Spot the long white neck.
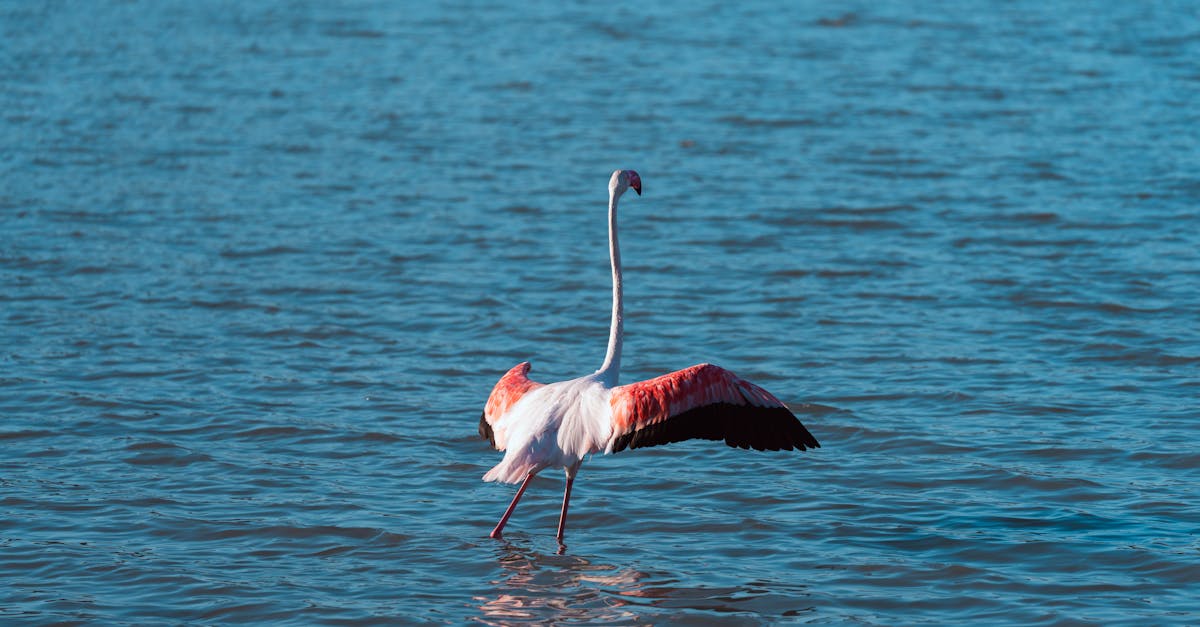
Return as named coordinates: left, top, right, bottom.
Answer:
left=597, top=189, right=623, bottom=384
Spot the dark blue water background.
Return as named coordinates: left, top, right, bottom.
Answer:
left=3, top=1, right=1199, bottom=624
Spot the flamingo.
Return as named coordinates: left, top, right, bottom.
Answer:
left=480, top=169, right=820, bottom=541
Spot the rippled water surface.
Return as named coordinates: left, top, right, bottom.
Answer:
left=4, top=1, right=1199, bottom=624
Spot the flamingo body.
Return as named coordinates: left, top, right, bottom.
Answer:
left=479, top=170, right=819, bottom=540
left=482, top=373, right=612, bottom=484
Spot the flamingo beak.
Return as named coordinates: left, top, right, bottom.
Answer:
left=630, top=174, right=642, bottom=196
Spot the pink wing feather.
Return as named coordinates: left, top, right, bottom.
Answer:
left=480, top=361, right=543, bottom=450
left=607, top=363, right=819, bottom=453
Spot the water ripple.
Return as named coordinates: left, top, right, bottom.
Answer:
left=2, top=0, right=1198, bottom=624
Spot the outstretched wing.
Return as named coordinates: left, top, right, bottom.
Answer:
left=480, top=361, right=544, bottom=450
left=606, top=363, right=819, bottom=453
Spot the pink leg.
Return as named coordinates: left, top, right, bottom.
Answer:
left=555, top=475, right=575, bottom=541
left=490, top=472, right=535, bottom=539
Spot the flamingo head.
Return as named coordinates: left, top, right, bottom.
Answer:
left=610, top=169, right=642, bottom=197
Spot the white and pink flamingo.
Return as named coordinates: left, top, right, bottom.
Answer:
left=480, top=170, right=820, bottom=540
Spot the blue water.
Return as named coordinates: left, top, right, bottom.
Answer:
left=3, top=1, right=1199, bottom=624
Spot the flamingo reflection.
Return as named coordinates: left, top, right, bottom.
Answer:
left=474, top=541, right=648, bottom=625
